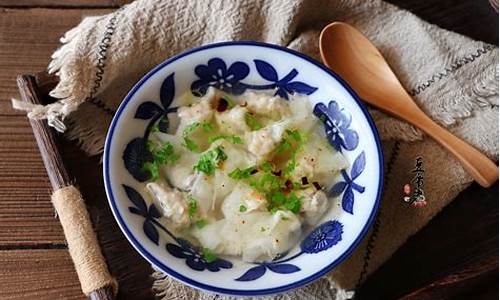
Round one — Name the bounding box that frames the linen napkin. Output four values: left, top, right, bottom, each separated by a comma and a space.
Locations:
13, 0, 498, 299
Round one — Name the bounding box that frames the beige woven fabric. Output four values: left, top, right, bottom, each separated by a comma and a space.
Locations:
52, 186, 118, 296
14, 0, 498, 299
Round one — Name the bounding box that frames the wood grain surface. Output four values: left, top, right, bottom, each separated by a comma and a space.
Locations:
0, 1, 497, 299
0, 8, 111, 246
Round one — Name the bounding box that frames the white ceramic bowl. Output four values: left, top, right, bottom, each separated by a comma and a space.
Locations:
103, 41, 383, 296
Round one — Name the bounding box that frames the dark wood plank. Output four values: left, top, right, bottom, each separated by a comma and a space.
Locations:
357, 183, 499, 300
0, 249, 84, 300
0, 0, 131, 8
0, 8, 112, 245
399, 257, 498, 300
387, 0, 499, 45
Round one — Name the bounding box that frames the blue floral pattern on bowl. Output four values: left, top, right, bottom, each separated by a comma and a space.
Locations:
191, 58, 318, 100
104, 41, 383, 296
313, 101, 359, 152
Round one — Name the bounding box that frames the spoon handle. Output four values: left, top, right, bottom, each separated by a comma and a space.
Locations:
409, 111, 498, 187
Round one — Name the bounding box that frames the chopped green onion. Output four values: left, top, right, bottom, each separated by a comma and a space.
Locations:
261, 161, 273, 172
283, 193, 302, 214
142, 141, 179, 181
208, 135, 243, 145
276, 139, 292, 153
202, 248, 217, 263
182, 121, 214, 152
228, 166, 256, 180
222, 95, 237, 108
245, 113, 263, 130
194, 146, 228, 175
142, 162, 160, 181
267, 191, 302, 214
201, 122, 214, 132
195, 219, 208, 229
187, 196, 198, 220
150, 123, 160, 133
183, 137, 199, 152
239, 205, 247, 212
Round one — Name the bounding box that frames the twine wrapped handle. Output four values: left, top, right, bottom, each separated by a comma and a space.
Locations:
17, 74, 117, 300
52, 186, 118, 297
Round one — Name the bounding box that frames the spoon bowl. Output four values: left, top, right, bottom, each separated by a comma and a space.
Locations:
320, 22, 498, 187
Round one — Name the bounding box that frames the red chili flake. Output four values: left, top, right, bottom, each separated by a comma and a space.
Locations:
413, 200, 427, 208
403, 184, 411, 195
216, 98, 229, 112
282, 180, 293, 194
301, 177, 309, 185
272, 170, 282, 177
313, 182, 322, 190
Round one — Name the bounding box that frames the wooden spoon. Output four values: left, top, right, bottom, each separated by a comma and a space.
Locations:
319, 22, 498, 188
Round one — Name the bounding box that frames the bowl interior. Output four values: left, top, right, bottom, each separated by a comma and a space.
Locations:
104, 42, 383, 296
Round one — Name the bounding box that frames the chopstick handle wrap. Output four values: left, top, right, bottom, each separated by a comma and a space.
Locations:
52, 186, 118, 297
16, 74, 117, 300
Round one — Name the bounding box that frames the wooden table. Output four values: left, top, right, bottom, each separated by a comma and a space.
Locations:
0, 1, 497, 299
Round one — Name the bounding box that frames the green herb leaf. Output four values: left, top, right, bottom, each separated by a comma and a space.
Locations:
283, 193, 302, 214
183, 137, 199, 152
202, 248, 217, 263
142, 162, 160, 181
150, 123, 160, 133
270, 192, 286, 205
245, 113, 263, 130
187, 196, 198, 220
283, 157, 296, 175
286, 129, 303, 142
260, 162, 273, 172
267, 191, 302, 214
194, 146, 228, 175
228, 166, 256, 180
183, 122, 201, 137
239, 205, 247, 212
143, 141, 179, 180
195, 219, 208, 229
208, 135, 243, 145
201, 122, 214, 132
182, 121, 214, 152
230, 135, 243, 144
276, 139, 292, 153
222, 95, 236, 108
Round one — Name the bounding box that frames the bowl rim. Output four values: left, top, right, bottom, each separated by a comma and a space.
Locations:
103, 41, 384, 296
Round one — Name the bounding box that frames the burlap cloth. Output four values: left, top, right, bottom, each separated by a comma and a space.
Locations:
13, 0, 499, 299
